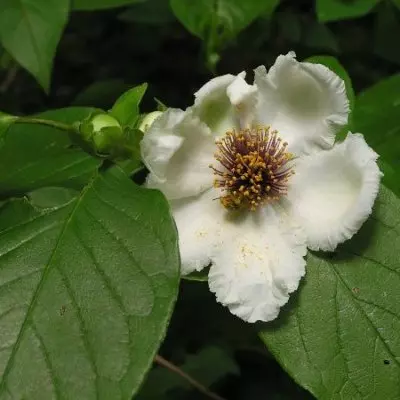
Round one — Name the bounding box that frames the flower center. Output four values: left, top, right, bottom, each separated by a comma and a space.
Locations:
210, 127, 294, 211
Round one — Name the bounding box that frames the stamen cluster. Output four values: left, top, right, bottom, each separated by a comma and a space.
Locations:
210, 127, 294, 211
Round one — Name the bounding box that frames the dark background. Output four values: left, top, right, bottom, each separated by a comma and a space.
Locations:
1, 0, 398, 116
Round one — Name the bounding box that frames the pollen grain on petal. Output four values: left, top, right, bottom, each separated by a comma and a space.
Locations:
210, 127, 294, 210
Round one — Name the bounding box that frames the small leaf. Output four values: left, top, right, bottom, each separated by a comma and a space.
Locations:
0, 0, 69, 91
72, 79, 132, 109
0, 166, 180, 399
0, 108, 101, 197
110, 83, 148, 129
260, 186, 400, 399
316, 0, 380, 22
72, 0, 144, 10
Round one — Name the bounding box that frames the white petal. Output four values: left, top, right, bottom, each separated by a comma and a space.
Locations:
140, 109, 185, 179
192, 72, 257, 135
254, 52, 349, 155
208, 205, 306, 323
171, 189, 224, 275
226, 74, 258, 129
141, 109, 215, 199
192, 74, 237, 136
287, 133, 382, 252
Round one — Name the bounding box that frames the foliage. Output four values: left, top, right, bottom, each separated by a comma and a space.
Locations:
351, 74, 400, 196
0, 108, 100, 197
1, 0, 400, 399
261, 186, 400, 399
0, 0, 69, 91
0, 166, 180, 399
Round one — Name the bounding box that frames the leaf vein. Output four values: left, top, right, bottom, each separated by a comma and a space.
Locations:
0, 179, 96, 393
30, 321, 61, 400
82, 202, 152, 283
72, 220, 128, 314
0, 204, 67, 236
345, 250, 400, 276
91, 183, 172, 273
27, 156, 95, 183
0, 221, 61, 259
332, 275, 362, 397
0, 269, 41, 294
355, 296, 400, 322
55, 265, 99, 394
332, 265, 400, 370
1, 154, 93, 189
93, 179, 168, 245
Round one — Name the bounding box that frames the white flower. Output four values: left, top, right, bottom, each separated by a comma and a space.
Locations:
140, 52, 382, 323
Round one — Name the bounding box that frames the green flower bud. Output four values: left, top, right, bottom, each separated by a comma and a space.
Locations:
76, 113, 124, 157
93, 126, 125, 154
91, 114, 124, 154
91, 114, 121, 133
139, 111, 163, 133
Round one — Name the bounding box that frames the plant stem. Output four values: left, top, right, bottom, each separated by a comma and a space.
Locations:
154, 355, 226, 400
16, 117, 74, 133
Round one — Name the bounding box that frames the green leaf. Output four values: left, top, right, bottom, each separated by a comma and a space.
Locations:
0, 0, 69, 91
0, 166, 180, 399
72, 79, 132, 109
170, 0, 275, 45
393, 0, 400, 10
305, 56, 355, 110
138, 347, 239, 399
351, 74, 400, 195
0, 108, 101, 198
316, 0, 380, 22
72, 0, 144, 11
117, 160, 144, 177
260, 186, 400, 399
124, 127, 144, 163
0, 112, 16, 141
28, 187, 79, 209
110, 83, 148, 129
378, 160, 400, 199
0, 198, 38, 232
